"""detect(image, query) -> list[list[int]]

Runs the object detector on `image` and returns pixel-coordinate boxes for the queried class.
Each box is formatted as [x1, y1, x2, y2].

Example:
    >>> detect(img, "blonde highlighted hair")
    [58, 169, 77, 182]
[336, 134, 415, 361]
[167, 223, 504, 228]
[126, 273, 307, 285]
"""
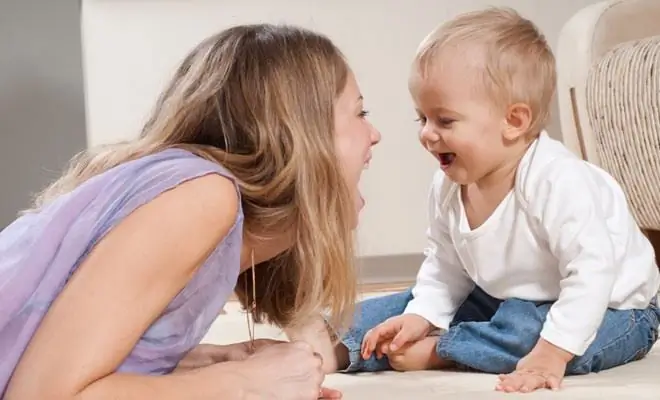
[415, 7, 556, 134]
[30, 24, 357, 329]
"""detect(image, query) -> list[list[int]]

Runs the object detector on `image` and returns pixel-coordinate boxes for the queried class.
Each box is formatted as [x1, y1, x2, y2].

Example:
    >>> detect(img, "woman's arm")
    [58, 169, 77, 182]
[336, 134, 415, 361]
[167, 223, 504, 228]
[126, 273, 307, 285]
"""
[174, 339, 284, 372]
[79, 362, 248, 400]
[6, 174, 244, 400]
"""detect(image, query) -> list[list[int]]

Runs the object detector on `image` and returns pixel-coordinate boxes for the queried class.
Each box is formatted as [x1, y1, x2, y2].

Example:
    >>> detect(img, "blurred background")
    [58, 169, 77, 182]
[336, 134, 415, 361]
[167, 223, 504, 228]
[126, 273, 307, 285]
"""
[0, 0, 605, 282]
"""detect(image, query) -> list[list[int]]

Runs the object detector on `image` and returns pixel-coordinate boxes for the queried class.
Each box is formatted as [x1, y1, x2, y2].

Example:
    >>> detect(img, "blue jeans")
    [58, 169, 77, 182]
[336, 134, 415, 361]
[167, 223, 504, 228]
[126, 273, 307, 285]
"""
[338, 287, 660, 374]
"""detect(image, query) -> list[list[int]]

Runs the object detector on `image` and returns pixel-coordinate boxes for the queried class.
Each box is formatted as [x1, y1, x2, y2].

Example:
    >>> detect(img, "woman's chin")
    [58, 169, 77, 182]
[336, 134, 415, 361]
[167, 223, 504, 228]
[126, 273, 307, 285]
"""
[356, 188, 367, 212]
[349, 193, 365, 229]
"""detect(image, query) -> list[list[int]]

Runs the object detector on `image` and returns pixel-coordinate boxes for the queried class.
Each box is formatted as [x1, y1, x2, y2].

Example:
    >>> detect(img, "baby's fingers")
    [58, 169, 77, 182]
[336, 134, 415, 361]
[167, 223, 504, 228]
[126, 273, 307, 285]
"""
[361, 325, 394, 359]
[376, 340, 392, 359]
[496, 371, 554, 393]
[361, 317, 407, 360]
[495, 373, 524, 392]
[545, 374, 561, 391]
[360, 329, 380, 359]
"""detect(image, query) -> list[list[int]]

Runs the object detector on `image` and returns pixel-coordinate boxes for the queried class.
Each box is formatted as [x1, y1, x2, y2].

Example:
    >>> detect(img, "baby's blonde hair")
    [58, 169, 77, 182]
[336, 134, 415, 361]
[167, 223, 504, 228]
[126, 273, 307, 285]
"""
[415, 7, 556, 134]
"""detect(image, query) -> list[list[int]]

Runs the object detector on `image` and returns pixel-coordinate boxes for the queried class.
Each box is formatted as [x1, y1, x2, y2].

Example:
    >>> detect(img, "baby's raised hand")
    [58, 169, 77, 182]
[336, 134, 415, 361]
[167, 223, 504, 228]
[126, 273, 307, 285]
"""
[361, 314, 432, 360]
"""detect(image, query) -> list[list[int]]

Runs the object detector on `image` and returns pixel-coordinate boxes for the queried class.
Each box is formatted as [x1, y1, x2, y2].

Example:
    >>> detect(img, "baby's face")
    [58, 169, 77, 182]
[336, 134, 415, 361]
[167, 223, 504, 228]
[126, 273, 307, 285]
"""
[409, 56, 510, 185]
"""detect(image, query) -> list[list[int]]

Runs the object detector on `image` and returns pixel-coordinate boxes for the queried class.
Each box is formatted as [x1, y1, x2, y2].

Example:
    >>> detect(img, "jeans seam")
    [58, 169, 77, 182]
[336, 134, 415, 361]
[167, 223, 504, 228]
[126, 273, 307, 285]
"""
[570, 309, 638, 372]
[571, 310, 654, 370]
[337, 334, 363, 373]
[650, 303, 660, 327]
[620, 311, 653, 364]
[436, 323, 469, 368]
[647, 305, 660, 345]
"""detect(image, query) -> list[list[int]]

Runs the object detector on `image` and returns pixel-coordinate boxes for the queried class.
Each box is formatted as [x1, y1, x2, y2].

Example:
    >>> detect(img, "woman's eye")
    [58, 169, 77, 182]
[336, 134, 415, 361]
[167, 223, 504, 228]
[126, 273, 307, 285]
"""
[415, 116, 427, 125]
[359, 109, 370, 118]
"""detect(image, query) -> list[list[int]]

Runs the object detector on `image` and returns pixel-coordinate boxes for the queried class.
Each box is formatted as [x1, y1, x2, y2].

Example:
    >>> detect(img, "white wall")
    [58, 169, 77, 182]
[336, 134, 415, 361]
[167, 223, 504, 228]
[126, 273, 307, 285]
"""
[81, 0, 603, 257]
[0, 0, 87, 229]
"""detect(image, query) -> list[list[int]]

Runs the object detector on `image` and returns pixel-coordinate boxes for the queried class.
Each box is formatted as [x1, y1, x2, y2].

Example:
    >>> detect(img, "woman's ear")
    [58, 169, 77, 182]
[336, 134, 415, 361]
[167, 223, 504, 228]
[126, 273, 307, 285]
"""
[503, 103, 532, 141]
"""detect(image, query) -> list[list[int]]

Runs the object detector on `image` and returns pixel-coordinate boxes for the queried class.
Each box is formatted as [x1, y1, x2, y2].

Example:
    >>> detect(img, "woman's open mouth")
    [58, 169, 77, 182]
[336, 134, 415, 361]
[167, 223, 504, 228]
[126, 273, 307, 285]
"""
[357, 156, 371, 209]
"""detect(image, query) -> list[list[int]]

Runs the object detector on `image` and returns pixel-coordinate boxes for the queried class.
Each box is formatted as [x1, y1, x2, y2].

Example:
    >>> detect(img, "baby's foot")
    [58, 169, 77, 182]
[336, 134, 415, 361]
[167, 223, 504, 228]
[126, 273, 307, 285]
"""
[387, 336, 448, 371]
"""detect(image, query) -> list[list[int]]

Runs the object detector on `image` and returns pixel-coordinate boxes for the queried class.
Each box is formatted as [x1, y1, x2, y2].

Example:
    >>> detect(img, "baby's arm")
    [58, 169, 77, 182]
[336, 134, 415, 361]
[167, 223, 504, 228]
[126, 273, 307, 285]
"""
[403, 173, 475, 330]
[498, 159, 620, 393]
[289, 173, 474, 372]
[361, 175, 474, 363]
[361, 213, 474, 358]
[530, 159, 619, 358]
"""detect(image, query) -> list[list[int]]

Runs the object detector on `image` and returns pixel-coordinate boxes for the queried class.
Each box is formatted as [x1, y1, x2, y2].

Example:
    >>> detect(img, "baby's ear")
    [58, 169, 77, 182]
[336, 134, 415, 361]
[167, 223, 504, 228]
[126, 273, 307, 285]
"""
[502, 103, 532, 141]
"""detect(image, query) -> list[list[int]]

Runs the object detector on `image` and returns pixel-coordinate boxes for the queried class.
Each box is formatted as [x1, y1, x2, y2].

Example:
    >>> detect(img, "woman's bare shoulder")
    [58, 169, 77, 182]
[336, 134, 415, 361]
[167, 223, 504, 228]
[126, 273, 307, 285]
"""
[5, 174, 241, 398]
[142, 172, 240, 255]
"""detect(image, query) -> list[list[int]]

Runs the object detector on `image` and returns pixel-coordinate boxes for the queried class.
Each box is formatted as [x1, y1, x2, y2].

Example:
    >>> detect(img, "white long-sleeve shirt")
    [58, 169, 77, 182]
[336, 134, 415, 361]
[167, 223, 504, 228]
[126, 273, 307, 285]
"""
[404, 132, 660, 356]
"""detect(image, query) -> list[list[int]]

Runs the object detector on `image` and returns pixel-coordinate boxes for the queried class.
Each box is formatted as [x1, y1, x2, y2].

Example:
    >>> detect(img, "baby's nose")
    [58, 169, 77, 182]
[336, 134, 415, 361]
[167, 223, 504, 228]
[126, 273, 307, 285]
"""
[419, 128, 441, 146]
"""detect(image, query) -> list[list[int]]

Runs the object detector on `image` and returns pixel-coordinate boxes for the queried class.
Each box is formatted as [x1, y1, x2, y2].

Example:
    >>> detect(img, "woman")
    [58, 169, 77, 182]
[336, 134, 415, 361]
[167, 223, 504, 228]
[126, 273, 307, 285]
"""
[0, 24, 380, 399]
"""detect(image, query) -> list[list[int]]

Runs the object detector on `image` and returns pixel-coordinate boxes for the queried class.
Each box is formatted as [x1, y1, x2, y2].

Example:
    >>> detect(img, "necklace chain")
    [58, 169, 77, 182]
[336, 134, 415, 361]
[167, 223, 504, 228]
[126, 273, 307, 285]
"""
[245, 249, 256, 353]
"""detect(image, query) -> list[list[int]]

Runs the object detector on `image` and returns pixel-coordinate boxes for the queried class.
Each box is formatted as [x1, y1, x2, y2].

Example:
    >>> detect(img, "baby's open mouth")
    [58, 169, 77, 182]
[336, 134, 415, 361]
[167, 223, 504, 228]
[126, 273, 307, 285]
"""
[438, 152, 456, 168]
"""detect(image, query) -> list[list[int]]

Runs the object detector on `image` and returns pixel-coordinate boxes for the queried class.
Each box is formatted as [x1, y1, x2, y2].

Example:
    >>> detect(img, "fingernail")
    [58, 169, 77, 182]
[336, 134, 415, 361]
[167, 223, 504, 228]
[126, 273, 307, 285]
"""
[390, 344, 398, 351]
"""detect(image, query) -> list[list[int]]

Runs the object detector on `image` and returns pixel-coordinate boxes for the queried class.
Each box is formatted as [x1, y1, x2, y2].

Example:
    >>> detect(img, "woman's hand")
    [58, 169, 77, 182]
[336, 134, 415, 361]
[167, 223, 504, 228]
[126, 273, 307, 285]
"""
[285, 316, 346, 373]
[174, 339, 283, 372]
[240, 341, 342, 399]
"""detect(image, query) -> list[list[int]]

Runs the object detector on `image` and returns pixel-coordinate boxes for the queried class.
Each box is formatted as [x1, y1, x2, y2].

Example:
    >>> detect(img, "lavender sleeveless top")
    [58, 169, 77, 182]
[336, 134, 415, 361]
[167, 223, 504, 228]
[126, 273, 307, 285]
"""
[0, 148, 244, 394]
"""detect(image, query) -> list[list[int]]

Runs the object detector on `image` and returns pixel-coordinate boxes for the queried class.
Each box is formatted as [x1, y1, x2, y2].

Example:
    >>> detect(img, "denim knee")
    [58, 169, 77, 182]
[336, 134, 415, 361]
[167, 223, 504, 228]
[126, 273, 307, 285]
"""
[337, 290, 413, 373]
[567, 305, 660, 375]
[437, 298, 546, 374]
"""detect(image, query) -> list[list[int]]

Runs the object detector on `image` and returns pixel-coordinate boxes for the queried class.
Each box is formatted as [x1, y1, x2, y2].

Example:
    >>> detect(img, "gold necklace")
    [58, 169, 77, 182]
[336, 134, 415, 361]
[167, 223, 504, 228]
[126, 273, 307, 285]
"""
[245, 249, 257, 353]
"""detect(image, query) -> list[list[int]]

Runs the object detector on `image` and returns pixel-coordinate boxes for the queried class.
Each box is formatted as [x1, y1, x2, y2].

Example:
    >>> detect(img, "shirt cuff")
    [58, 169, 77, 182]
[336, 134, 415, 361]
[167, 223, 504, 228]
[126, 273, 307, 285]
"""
[403, 298, 452, 331]
[540, 323, 595, 356]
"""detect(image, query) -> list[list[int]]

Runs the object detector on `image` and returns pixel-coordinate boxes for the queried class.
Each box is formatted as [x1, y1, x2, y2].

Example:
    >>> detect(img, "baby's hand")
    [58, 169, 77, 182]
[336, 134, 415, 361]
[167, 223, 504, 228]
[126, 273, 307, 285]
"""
[361, 314, 432, 360]
[496, 339, 572, 393]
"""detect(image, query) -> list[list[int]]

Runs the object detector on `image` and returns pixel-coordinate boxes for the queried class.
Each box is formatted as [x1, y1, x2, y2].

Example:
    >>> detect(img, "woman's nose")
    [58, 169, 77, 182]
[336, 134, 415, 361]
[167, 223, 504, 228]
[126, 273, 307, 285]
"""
[370, 124, 382, 145]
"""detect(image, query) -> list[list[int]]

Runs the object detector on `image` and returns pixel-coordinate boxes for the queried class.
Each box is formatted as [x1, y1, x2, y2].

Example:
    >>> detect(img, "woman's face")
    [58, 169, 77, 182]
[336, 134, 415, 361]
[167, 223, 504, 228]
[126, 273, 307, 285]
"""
[334, 72, 381, 226]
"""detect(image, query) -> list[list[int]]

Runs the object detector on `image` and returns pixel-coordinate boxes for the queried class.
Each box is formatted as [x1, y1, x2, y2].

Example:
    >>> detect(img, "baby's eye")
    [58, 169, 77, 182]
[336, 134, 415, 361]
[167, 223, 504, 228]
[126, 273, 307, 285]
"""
[438, 118, 455, 127]
[415, 116, 427, 125]
[359, 109, 370, 118]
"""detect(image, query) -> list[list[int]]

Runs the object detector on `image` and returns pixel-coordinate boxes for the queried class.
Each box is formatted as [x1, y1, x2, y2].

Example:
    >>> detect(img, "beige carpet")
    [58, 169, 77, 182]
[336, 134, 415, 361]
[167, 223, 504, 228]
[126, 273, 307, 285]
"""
[203, 294, 660, 399]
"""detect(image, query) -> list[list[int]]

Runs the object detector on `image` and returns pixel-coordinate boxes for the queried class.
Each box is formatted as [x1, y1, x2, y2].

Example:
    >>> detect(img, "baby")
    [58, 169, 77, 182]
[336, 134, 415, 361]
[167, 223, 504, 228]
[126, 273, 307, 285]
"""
[313, 7, 660, 394]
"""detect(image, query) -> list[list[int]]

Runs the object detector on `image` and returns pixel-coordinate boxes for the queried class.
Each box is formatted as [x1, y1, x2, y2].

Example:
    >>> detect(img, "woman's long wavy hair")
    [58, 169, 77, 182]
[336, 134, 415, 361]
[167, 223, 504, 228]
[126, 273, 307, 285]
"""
[30, 24, 357, 330]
